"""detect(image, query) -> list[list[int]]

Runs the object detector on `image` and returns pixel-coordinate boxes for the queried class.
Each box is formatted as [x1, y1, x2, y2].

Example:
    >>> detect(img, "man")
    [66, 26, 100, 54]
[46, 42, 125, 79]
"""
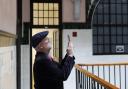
[32, 31, 75, 89]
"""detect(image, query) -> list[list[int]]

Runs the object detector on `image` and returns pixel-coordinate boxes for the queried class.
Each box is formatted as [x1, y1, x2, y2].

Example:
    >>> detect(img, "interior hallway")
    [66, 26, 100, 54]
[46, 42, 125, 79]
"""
[0, 0, 128, 89]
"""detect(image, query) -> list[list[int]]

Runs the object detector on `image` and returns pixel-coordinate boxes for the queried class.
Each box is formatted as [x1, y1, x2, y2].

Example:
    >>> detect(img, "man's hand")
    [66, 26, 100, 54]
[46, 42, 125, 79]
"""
[66, 41, 74, 57]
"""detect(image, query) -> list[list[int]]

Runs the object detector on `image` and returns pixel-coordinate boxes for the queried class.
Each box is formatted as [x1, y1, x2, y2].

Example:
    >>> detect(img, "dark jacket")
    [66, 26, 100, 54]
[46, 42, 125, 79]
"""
[33, 52, 75, 89]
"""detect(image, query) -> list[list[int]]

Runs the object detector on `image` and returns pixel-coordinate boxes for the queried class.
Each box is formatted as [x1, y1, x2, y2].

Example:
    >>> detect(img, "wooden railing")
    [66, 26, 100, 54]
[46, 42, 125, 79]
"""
[75, 63, 128, 89]
[75, 64, 120, 89]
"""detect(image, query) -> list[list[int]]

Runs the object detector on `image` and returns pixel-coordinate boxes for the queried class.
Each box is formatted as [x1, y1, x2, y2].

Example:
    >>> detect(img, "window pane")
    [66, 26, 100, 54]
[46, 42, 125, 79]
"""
[104, 15, 109, 24]
[111, 36, 116, 44]
[33, 11, 38, 17]
[122, 0, 127, 3]
[97, 4, 103, 13]
[33, 18, 38, 25]
[44, 11, 48, 17]
[93, 29, 98, 35]
[111, 45, 116, 53]
[98, 28, 104, 35]
[98, 45, 103, 53]
[39, 18, 43, 25]
[49, 18, 54, 25]
[49, 11, 54, 17]
[110, 4, 116, 14]
[54, 11, 59, 17]
[39, 3, 43, 10]
[94, 16, 98, 24]
[111, 27, 116, 35]
[49, 3, 54, 10]
[54, 18, 59, 25]
[54, 4, 59, 10]
[98, 36, 103, 44]
[110, 0, 116, 3]
[93, 36, 97, 44]
[111, 15, 116, 24]
[44, 18, 48, 25]
[122, 4, 127, 14]
[117, 27, 122, 35]
[117, 0, 121, 3]
[44, 3, 48, 10]
[125, 45, 128, 53]
[117, 15, 122, 24]
[123, 27, 128, 35]
[104, 4, 109, 14]
[123, 15, 128, 24]
[104, 36, 110, 44]
[117, 36, 123, 44]
[98, 15, 103, 24]
[93, 45, 98, 53]
[39, 11, 43, 17]
[104, 45, 110, 53]
[123, 36, 128, 44]
[104, 0, 109, 3]
[33, 3, 38, 10]
[104, 27, 109, 35]
[116, 4, 121, 14]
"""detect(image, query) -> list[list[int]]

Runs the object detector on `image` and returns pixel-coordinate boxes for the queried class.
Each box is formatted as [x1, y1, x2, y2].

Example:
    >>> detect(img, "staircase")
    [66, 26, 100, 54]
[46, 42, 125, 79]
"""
[75, 63, 128, 89]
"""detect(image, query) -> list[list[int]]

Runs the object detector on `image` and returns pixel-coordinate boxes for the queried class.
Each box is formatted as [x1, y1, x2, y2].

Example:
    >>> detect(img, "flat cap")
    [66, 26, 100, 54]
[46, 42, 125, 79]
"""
[32, 31, 49, 48]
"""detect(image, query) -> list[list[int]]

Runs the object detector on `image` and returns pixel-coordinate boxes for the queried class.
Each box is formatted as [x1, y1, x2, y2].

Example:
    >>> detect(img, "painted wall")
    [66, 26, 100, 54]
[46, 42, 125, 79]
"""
[22, 0, 30, 22]
[62, 29, 128, 89]
[0, 46, 16, 89]
[0, 0, 16, 35]
[63, 0, 86, 22]
[22, 0, 86, 23]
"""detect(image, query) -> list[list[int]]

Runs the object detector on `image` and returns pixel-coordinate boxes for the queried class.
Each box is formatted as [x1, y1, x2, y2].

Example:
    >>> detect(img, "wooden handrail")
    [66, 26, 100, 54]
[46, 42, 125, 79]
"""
[78, 62, 128, 66]
[75, 64, 119, 89]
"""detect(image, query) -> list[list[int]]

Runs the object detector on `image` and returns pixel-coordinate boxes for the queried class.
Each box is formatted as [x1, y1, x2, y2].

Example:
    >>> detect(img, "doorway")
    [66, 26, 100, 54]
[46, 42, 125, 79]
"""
[32, 28, 60, 89]
[30, 1, 62, 88]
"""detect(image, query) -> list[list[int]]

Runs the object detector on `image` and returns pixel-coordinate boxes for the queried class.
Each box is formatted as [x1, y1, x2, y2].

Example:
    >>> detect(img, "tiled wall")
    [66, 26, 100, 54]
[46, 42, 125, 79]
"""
[0, 46, 16, 89]
[0, 31, 16, 89]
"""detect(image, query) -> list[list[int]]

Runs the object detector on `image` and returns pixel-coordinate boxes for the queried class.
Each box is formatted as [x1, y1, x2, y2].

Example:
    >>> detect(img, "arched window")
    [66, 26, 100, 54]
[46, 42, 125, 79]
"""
[92, 0, 128, 54]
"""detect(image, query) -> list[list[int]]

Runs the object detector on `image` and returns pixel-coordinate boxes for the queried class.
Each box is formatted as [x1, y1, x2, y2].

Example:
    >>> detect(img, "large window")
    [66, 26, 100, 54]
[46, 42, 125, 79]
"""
[92, 0, 128, 54]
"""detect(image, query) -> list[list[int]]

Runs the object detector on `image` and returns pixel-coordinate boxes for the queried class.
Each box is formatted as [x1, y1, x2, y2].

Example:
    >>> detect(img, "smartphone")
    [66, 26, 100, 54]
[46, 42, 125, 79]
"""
[67, 35, 70, 42]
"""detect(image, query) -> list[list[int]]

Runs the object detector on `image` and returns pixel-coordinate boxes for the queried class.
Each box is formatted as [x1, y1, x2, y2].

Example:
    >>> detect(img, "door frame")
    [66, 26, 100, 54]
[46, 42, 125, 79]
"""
[30, 0, 62, 89]
[16, 0, 22, 88]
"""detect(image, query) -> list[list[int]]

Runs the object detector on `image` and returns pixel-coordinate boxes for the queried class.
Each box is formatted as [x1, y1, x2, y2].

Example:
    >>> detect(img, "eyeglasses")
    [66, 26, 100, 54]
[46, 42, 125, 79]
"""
[41, 39, 50, 45]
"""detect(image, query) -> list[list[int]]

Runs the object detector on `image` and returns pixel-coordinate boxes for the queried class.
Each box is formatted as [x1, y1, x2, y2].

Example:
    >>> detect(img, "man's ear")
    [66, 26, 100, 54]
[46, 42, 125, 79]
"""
[35, 45, 40, 51]
[38, 43, 44, 49]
